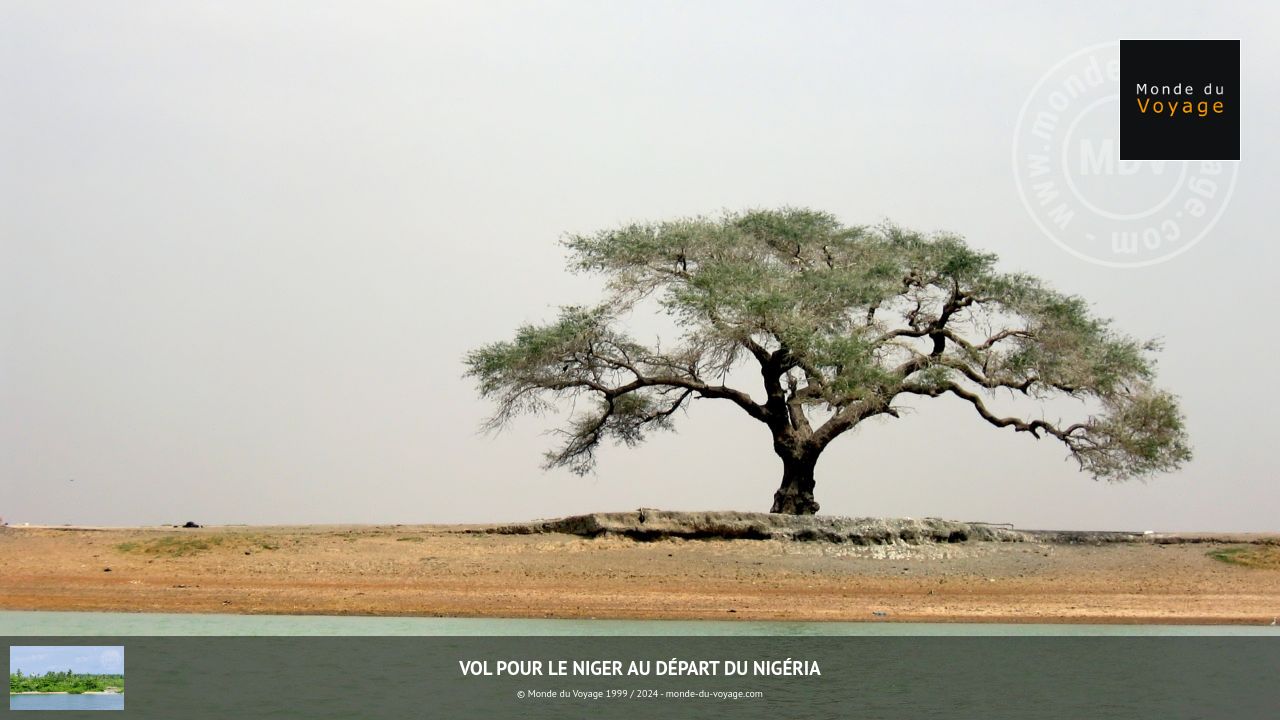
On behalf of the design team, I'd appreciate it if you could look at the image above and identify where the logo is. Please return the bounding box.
[1013,42,1238,267]
[1120,40,1239,160]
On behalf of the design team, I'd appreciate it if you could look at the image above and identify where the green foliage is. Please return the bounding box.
[10,671,124,695]
[115,535,225,557]
[1072,387,1191,479]
[466,208,1191,486]
[1207,545,1280,569]
[115,534,282,557]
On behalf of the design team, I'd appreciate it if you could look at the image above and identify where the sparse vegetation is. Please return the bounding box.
[115,534,282,557]
[1207,545,1280,569]
[115,535,225,557]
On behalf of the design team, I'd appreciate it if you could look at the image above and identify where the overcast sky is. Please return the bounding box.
[3,1,1277,530]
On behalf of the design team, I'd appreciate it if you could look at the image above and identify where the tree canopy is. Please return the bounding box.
[465,208,1190,514]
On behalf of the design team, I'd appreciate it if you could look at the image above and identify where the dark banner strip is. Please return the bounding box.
[6,637,1278,719]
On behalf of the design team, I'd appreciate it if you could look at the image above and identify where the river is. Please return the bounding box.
[10,693,124,711]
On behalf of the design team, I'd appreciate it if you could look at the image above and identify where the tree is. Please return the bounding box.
[465,208,1190,515]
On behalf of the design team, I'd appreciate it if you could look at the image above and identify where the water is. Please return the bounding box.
[10,693,124,711]
[0,610,1274,636]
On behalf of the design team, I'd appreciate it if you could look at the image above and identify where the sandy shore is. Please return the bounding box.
[2,524,1278,624]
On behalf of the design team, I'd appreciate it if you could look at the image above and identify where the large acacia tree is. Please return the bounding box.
[466,209,1190,515]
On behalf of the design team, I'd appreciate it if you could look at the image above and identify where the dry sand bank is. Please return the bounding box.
[1,521,1278,624]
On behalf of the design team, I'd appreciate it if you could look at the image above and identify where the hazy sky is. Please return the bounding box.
[3,2,1277,530]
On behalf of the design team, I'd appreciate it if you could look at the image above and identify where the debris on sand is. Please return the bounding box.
[485,510,1030,545]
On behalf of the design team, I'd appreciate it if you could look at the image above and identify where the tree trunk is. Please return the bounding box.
[770,453,820,515]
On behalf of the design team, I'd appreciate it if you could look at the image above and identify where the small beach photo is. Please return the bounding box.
[9,646,124,711]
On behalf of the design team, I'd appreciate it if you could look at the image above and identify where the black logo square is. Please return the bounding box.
[1120,40,1239,160]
